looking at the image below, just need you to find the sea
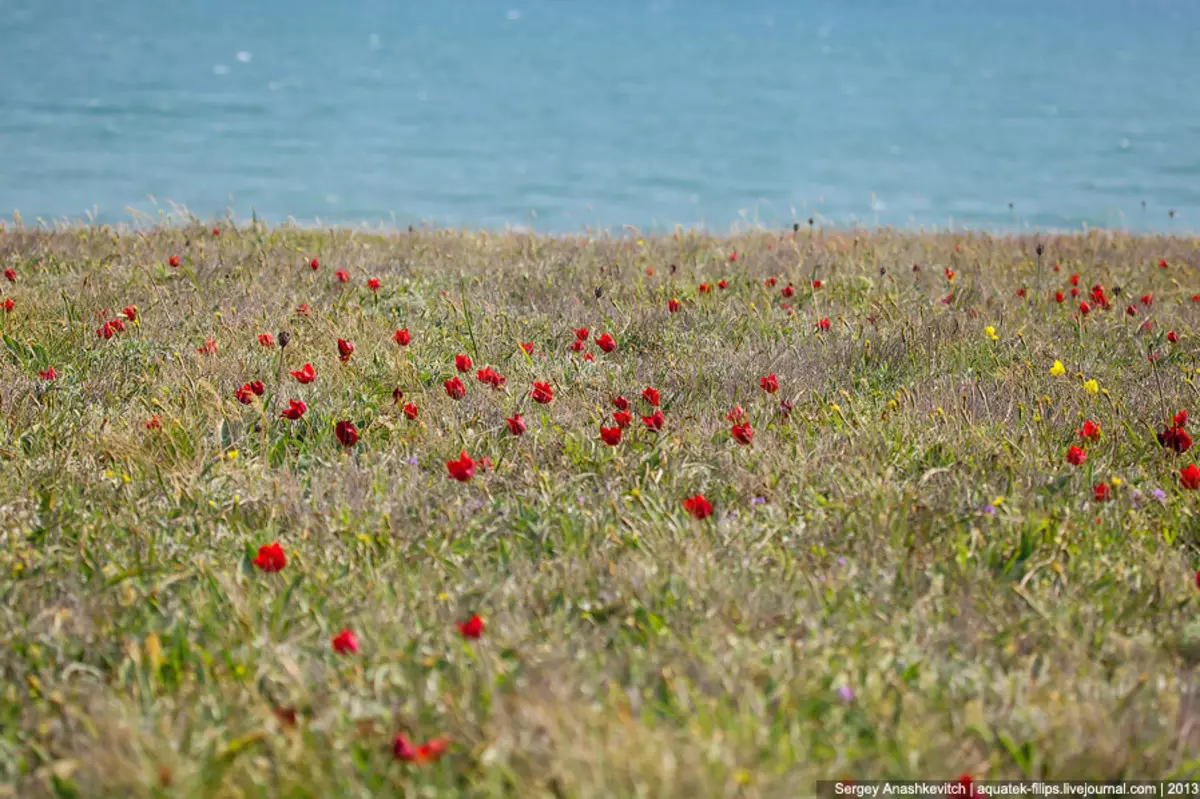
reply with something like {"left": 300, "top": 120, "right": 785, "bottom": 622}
{"left": 1, "top": 0, "right": 1198, "bottom": 233}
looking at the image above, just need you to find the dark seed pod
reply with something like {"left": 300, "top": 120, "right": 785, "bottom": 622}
{"left": 278, "top": 330, "right": 291, "bottom": 349}
{"left": 793, "top": 223, "right": 800, "bottom": 232}
{"left": 594, "top": 286, "right": 603, "bottom": 298}
{"left": 1036, "top": 244, "right": 1044, "bottom": 256}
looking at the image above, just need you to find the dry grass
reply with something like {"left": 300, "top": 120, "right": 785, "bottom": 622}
{"left": 1, "top": 221, "right": 1200, "bottom": 797}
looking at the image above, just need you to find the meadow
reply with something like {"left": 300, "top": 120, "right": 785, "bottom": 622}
{"left": 1, "top": 222, "right": 1199, "bottom": 797}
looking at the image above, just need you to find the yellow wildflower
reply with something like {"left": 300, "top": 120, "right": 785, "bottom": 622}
{"left": 1083, "top": 379, "right": 1099, "bottom": 395}
{"left": 1050, "top": 360, "right": 1065, "bottom": 376}
{"left": 985, "top": 326, "right": 998, "bottom": 341}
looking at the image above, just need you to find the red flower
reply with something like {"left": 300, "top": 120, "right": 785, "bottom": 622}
{"left": 1126, "top": 305, "right": 1137, "bottom": 317}
{"left": 959, "top": 775, "right": 976, "bottom": 799}
{"left": 212, "top": 227, "right": 220, "bottom": 237}
{"left": 641, "top": 386, "right": 660, "bottom": 406}
{"left": 584, "top": 353, "right": 595, "bottom": 362}
{"left": 444, "top": 376, "right": 466, "bottom": 400}
{"left": 258, "top": 333, "right": 275, "bottom": 348}
{"left": 415, "top": 738, "right": 449, "bottom": 764}
{"left": 457, "top": 614, "right": 484, "bottom": 638}
{"left": 310, "top": 257, "right": 320, "bottom": 271}
{"left": 455, "top": 354, "right": 472, "bottom": 373}
{"left": 296, "top": 303, "right": 311, "bottom": 317}
{"left": 331, "top": 629, "right": 359, "bottom": 655}
{"left": 816, "top": 317, "right": 831, "bottom": 332}
{"left": 97, "top": 323, "right": 114, "bottom": 340}
{"left": 531, "top": 381, "right": 554, "bottom": 404}
{"left": 520, "top": 342, "right": 534, "bottom": 355}
{"left": 123, "top": 306, "right": 137, "bottom": 322}
{"left": 446, "top": 451, "right": 475, "bottom": 481}
{"left": 1093, "top": 483, "right": 1111, "bottom": 502}
{"left": 393, "top": 328, "right": 411, "bottom": 346}
{"left": 698, "top": 283, "right": 711, "bottom": 295}
{"left": 812, "top": 280, "right": 823, "bottom": 290}
{"left": 642, "top": 410, "right": 665, "bottom": 431}
{"left": 599, "top": 426, "right": 623, "bottom": 446}
{"left": 108, "top": 318, "right": 125, "bottom": 333}
{"left": 765, "top": 277, "right": 777, "bottom": 288}
{"left": 1066, "top": 446, "right": 1087, "bottom": 466}
{"left": 1159, "top": 259, "right": 1169, "bottom": 269}
{"left": 612, "top": 396, "right": 629, "bottom": 411}
{"left": 1160, "top": 426, "right": 1193, "bottom": 454}
{"left": 782, "top": 285, "right": 795, "bottom": 298}
{"left": 506, "top": 414, "right": 526, "bottom": 436}
{"left": 1054, "top": 291, "right": 1065, "bottom": 303}
{"left": 367, "top": 278, "right": 381, "bottom": 292}
{"left": 1077, "top": 420, "right": 1100, "bottom": 441}
{"left": 1168, "top": 331, "right": 1179, "bottom": 344}
{"left": 335, "top": 270, "right": 349, "bottom": 283}
{"left": 682, "top": 494, "right": 713, "bottom": 520}
{"left": 1141, "top": 320, "right": 1153, "bottom": 333}
{"left": 235, "top": 384, "right": 255, "bottom": 404}
{"left": 1079, "top": 302, "right": 1090, "bottom": 316}
{"left": 337, "top": 338, "right": 354, "bottom": 362}
{"left": 403, "top": 403, "right": 419, "bottom": 420}
{"left": 198, "top": 339, "right": 217, "bottom": 355}
{"left": 281, "top": 399, "right": 307, "bottom": 420}
{"left": 335, "top": 421, "right": 359, "bottom": 448}
{"left": 477, "top": 456, "right": 493, "bottom": 473}
{"left": 731, "top": 422, "right": 754, "bottom": 445}
{"left": 249, "top": 381, "right": 264, "bottom": 395}
{"left": 1141, "top": 294, "right": 1153, "bottom": 306}
{"left": 1182, "top": 464, "right": 1200, "bottom": 490}
{"left": 393, "top": 734, "right": 417, "bottom": 762}
{"left": 717, "top": 280, "right": 728, "bottom": 289}
{"left": 574, "top": 327, "right": 589, "bottom": 341}
{"left": 3, "top": 269, "right": 15, "bottom": 283}
{"left": 612, "top": 410, "right": 632, "bottom": 428}
{"left": 145, "top": 415, "right": 162, "bottom": 430}
{"left": 252, "top": 542, "right": 286, "bottom": 572}
{"left": 2, "top": 298, "right": 12, "bottom": 312}
{"left": 596, "top": 333, "right": 616, "bottom": 353}
{"left": 729, "top": 251, "right": 738, "bottom": 262}
{"left": 727, "top": 405, "right": 746, "bottom": 422}
{"left": 1070, "top": 288, "right": 1079, "bottom": 298}
{"left": 1016, "top": 287, "right": 1026, "bottom": 298}
{"left": 1069, "top": 273, "right": 1080, "bottom": 286}
{"left": 169, "top": 255, "right": 181, "bottom": 268}
{"left": 291, "top": 363, "right": 316, "bottom": 384}
{"left": 668, "top": 299, "right": 681, "bottom": 313}
{"left": 1192, "top": 295, "right": 1200, "bottom": 304}
{"left": 760, "top": 374, "right": 778, "bottom": 394}
{"left": 1177, "top": 411, "right": 1189, "bottom": 428}
{"left": 38, "top": 367, "right": 57, "bottom": 381}
{"left": 568, "top": 339, "right": 585, "bottom": 353}
{"left": 476, "top": 366, "right": 506, "bottom": 391}
{"left": 944, "top": 268, "right": 955, "bottom": 282}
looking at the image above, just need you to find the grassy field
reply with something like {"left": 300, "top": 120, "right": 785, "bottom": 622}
{"left": 2, "top": 222, "right": 1200, "bottom": 797}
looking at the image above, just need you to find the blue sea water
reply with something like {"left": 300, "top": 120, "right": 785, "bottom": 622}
{"left": 1, "top": 0, "right": 1198, "bottom": 233}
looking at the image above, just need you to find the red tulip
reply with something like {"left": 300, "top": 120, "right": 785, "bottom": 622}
{"left": 506, "top": 414, "right": 526, "bottom": 436}
{"left": 445, "top": 376, "right": 466, "bottom": 400}
{"left": 531, "top": 381, "right": 553, "bottom": 404}
{"left": 1175, "top": 411, "right": 1188, "bottom": 428}
{"left": 816, "top": 317, "right": 831, "bottom": 332}
{"left": 1182, "top": 464, "right": 1200, "bottom": 490}
{"left": 1069, "top": 274, "right": 1080, "bottom": 286}
{"left": 335, "top": 270, "right": 349, "bottom": 283}
{"left": 212, "top": 227, "right": 220, "bottom": 237}
{"left": 1168, "top": 331, "right": 1179, "bottom": 344}
{"left": 455, "top": 354, "right": 472, "bottom": 373}
{"left": 729, "top": 251, "right": 738, "bottom": 262}
{"left": 641, "top": 387, "right": 660, "bottom": 406}
{"left": 258, "top": 333, "right": 275, "bottom": 347}
{"left": 1077, "top": 420, "right": 1100, "bottom": 441}
{"left": 97, "top": 323, "right": 114, "bottom": 340}
{"left": 392, "top": 328, "right": 411, "bottom": 346}
{"left": 3, "top": 269, "right": 15, "bottom": 283}
{"left": 2, "top": 298, "right": 12, "bottom": 312}
{"left": 698, "top": 283, "right": 711, "bottom": 295}
{"left": 446, "top": 451, "right": 475, "bottom": 482}
{"left": 1159, "top": 259, "right": 1169, "bottom": 269}
{"left": 198, "top": 339, "right": 217, "bottom": 355}
{"left": 393, "top": 734, "right": 417, "bottom": 762}
{"left": 1079, "top": 302, "right": 1090, "bottom": 316}
{"left": 1141, "top": 294, "right": 1153, "bottom": 307}
{"left": 682, "top": 494, "right": 713, "bottom": 520}
{"left": 612, "top": 410, "right": 632, "bottom": 428}
{"left": 1160, "top": 426, "right": 1193, "bottom": 453}
{"left": 108, "top": 318, "right": 126, "bottom": 333}
{"left": 168, "top": 255, "right": 181, "bottom": 268}
{"left": 403, "top": 403, "right": 419, "bottom": 420}
{"left": 599, "top": 425, "right": 622, "bottom": 446}
{"left": 415, "top": 738, "right": 449, "bottom": 764}
{"left": 812, "top": 280, "right": 823, "bottom": 289}
{"left": 367, "top": 278, "right": 381, "bottom": 292}
{"left": 612, "top": 396, "right": 629, "bottom": 411}
{"left": 782, "top": 285, "right": 795, "bottom": 298}
{"left": 944, "top": 268, "right": 955, "bottom": 282}
{"left": 568, "top": 339, "right": 585, "bottom": 352}
{"left": 642, "top": 410, "right": 665, "bottom": 431}
{"left": 252, "top": 542, "right": 286, "bottom": 572}
{"left": 476, "top": 366, "right": 506, "bottom": 391}
{"left": 1066, "top": 446, "right": 1087, "bottom": 466}
{"left": 296, "top": 303, "right": 311, "bottom": 317}
{"left": 596, "top": 333, "right": 616, "bottom": 353}
{"left": 765, "top": 277, "right": 777, "bottom": 288}
{"left": 760, "top": 374, "right": 778, "bottom": 394}
{"left": 1126, "top": 305, "right": 1137, "bottom": 317}
{"left": 310, "top": 257, "right": 320, "bottom": 271}
{"left": 145, "top": 415, "right": 162, "bottom": 430}
{"left": 1070, "top": 288, "right": 1079, "bottom": 298}
{"left": 1093, "top": 483, "right": 1111, "bottom": 502}
{"left": 717, "top": 280, "right": 728, "bottom": 290}
{"left": 520, "top": 342, "right": 534, "bottom": 355}
{"left": 668, "top": 299, "right": 681, "bottom": 313}
{"left": 235, "top": 384, "right": 255, "bottom": 404}
{"left": 122, "top": 306, "right": 137, "bottom": 322}
{"left": 331, "top": 629, "right": 359, "bottom": 655}
{"left": 1054, "top": 291, "right": 1064, "bottom": 303}
{"left": 731, "top": 422, "right": 753, "bottom": 445}
{"left": 291, "top": 363, "right": 316, "bottom": 384}
{"left": 726, "top": 405, "right": 746, "bottom": 422}
{"left": 337, "top": 339, "right": 354, "bottom": 362}
{"left": 574, "top": 327, "right": 589, "bottom": 341}
{"left": 281, "top": 399, "right": 307, "bottom": 420}
{"left": 335, "top": 421, "right": 359, "bottom": 448}
{"left": 38, "top": 367, "right": 57, "bottom": 381}
{"left": 457, "top": 614, "right": 484, "bottom": 638}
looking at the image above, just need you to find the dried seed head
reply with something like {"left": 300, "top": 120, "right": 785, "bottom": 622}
{"left": 278, "top": 331, "right": 291, "bottom": 349}
{"left": 594, "top": 286, "right": 603, "bottom": 298}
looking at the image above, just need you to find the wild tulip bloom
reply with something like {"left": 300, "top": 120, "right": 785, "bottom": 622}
{"left": 1093, "top": 483, "right": 1112, "bottom": 502}
{"left": 169, "top": 255, "right": 181, "bottom": 268}
{"left": 568, "top": 339, "right": 585, "bottom": 353}
{"left": 1069, "top": 274, "right": 1080, "bottom": 286}
{"left": 252, "top": 542, "right": 286, "bottom": 572}
{"left": 145, "top": 415, "right": 162, "bottom": 430}
{"left": 337, "top": 338, "right": 354, "bottom": 362}
{"left": 816, "top": 318, "right": 831, "bottom": 332}
{"left": 1054, "top": 291, "right": 1065, "bottom": 303}
{"left": 211, "top": 227, "right": 220, "bottom": 237}
{"left": 446, "top": 451, "right": 475, "bottom": 482}
{"left": 457, "top": 614, "right": 484, "bottom": 638}
{"left": 335, "top": 270, "right": 350, "bottom": 283}
{"left": 731, "top": 422, "right": 754, "bottom": 445}
{"left": 1141, "top": 294, "right": 1153, "bottom": 306}
{"left": 393, "top": 328, "right": 411, "bottom": 346}
{"left": 38, "top": 367, "right": 57, "bottom": 381}
{"left": 403, "top": 403, "right": 419, "bottom": 420}
{"left": 415, "top": 739, "right": 450, "bottom": 763}
{"left": 716, "top": 279, "right": 728, "bottom": 289}
{"left": 641, "top": 387, "right": 660, "bottom": 406}
{"left": 310, "top": 257, "right": 320, "bottom": 270}
{"left": 235, "top": 384, "right": 255, "bottom": 404}
{"left": 445, "top": 376, "right": 466, "bottom": 400}
{"left": 296, "top": 304, "right": 311, "bottom": 317}
{"left": 682, "top": 494, "right": 713, "bottom": 520}
{"left": 1126, "top": 305, "right": 1137, "bottom": 317}
{"left": 813, "top": 280, "right": 823, "bottom": 289}
{"left": 335, "top": 421, "right": 359, "bottom": 448}
{"left": 765, "top": 277, "right": 777, "bottom": 288}
{"left": 3, "top": 269, "right": 15, "bottom": 282}
{"left": 599, "top": 425, "right": 622, "bottom": 446}
{"left": 1066, "top": 446, "right": 1087, "bottom": 466}
{"left": 1168, "top": 331, "right": 1179, "bottom": 344}
{"left": 3, "top": 298, "right": 12, "bottom": 312}
{"left": 108, "top": 318, "right": 126, "bottom": 333}
{"left": 258, "top": 333, "right": 275, "bottom": 347}
{"left": 1079, "top": 302, "right": 1090, "bottom": 316}
{"left": 531, "top": 381, "right": 553, "bottom": 404}
{"left": 1077, "top": 420, "right": 1100, "bottom": 441}
{"left": 729, "top": 251, "right": 738, "bottom": 262}
{"left": 727, "top": 405, "right": 746, "bottom": 422}
{"left": 281, "top": 399, "right": 307, "bottom": 420}
{"left": 198, "top": 339, "right": 217, "bottom": 355}
{"left": 1181, "top": 465, "right": 1200, "bottom": 490}
{"left": 331, "top": 629, "right": 359, "bottom": 655}
{"left": 393, "top": 734, "right": 417, "bottom": 762}
{"left": 249, "top": 381, "right": 265, "bottom": 395}
{"left": 612, "top": 396, "right": 629, "bottom": 411}
{"left": 476, "top": 366, "right": 505, "bottom": 391}
{"left": 596, "top": 333, "right": 616, "bottom": 353}
{"left": 368, "top": 278, "right": 381, "bottom": 292}
{"left": 506, "top": 414, "right": 526, "bottom": 436}
{"left": 97, "top": 323, "right": 114, "bottom": 340}
{"left": 642, "top": 410, "right": 665, "bottom": 431}
{"left": 668, "top": 299, "right": 681, "bottom": 313}
{"left": 698, "top": 282, "right": 711, "bottom": 295}
{"left": 612, "top": 410, "right": 632, "bottom": 428}
{"left": 574, "top": 327, "right": 589, "bottom": 341}
{"left": 782, "top": 285, "right": 795, "bottom": 298}
{"left": 1160, "top": 259, "right": 1169, "bottom": 268}
{"left": 122, "top": 306, "right": 137, "bottom": 321}
{"left": 291, "top": 363, "right": 316, "bottom": 384}
{"left": 760, "top": 374, "right": 779, "bottom": 394}
{"left": 520, "top": 342, "right": 534, "bottom": 355}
